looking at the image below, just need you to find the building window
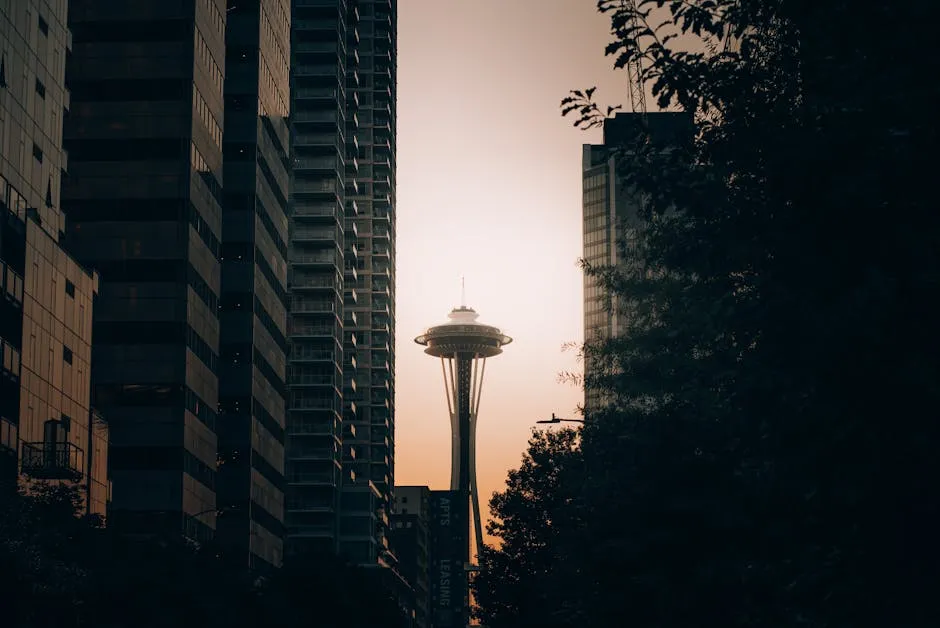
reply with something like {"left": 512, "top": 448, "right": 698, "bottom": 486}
{"left": 35, "top": 79, "right": 45, "bottom": 99}
{"left": 63, "top": 346, "right": 73, "bottom": 364}
{"left": 33, "top": 143, "right": 43, "bottom": 163}
{"left": 65, "top": 279, "right": 75, "bottom": 297}
{"left": 38, "top": 15, "right": 49, "bottom": 35}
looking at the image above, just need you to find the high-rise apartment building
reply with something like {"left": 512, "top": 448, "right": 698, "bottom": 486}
{"left": 287, "top": 0, "right": 397, "bottom": 565}
{"left": 286, "top": 0, "right": 352, "bottom": 557}
{"left": 340, "top": 0, "right": 397, "bottom": 567}
{"left": 581, "top": 112, "right": 692, "bottom": 411}
{"left": 1, "top": 0, "right": 107, "bottom": 513}
{"left": 63, "top": 0, "right": 226, "bottom": 542}
{"left": 217, "top": 0, "right": 291, "bottom": 570}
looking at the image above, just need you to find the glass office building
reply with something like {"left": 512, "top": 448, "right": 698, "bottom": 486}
{"left": 63, "top": 0, "right": 226, "bottom": 542}
{"left": 581, "top": 112, "right": 692, "bottom": 412}
{"left": 217, "top": 0, "right": 291, "bottom": 570}
{"left": 1, "top": 0, "right": 107, "bottom": 513}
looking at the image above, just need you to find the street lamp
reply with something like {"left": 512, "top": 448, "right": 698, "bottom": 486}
{"left": 536, "top": 413, "right": 585, "bottom": 425}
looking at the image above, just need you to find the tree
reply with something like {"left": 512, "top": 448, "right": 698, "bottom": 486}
{"left": 472, "top": 428, "right": 585, "bottom": 628}
{"left": 482, "top": 0, "right": 938, "bottom": 626}
{"left": 0, "top": 482, "right": 103, "bottom": 627}
{"left": 560, "top": 0, "right": 939, "bottom": 626}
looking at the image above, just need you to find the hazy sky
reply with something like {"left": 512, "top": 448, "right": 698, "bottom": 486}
{"left": 394, "top": 1, "right": 625, "bottom": 522}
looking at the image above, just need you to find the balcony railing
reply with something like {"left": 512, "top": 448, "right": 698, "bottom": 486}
{"left": 20, "top": 441, "right": 83, "bottom": 481}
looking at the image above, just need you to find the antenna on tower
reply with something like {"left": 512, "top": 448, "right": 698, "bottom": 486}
{"left": 460, "top": 276, "right": 466, "bottom": 308}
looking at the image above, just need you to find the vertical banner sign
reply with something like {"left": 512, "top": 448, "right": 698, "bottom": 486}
{"left": 430, "top": 490, "right": 468, "bottom": 627}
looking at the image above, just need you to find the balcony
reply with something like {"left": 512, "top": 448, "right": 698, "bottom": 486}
{"left": 292, "top": 203, "right": 339, "bottom": 220}
{"left": 288, "top": 470, "right": 338, "bottom": 486}
{"left": 293, "top": 42, "right": 339, "bottom": 54}
{"left": 371, "top": 245, "right": 389, "bottom": 258}
{"left": 290, "top": 252, "right": 337, "bottom": 267}
{"left": 20, "top": 442, "right": 83, "bottom": 481}
{"left": 293, "top": 227, "right": 339, "bottom": 243}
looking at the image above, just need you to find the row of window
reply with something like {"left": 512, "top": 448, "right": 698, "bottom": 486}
{"left": 190, "top": 142, "right": 224, "bottom": 208}
{"left": 584, "top": 228, "right": 610, "bottom": 247}
{"left": 108, "top": 446, "right": 216, "bottom": 490}
{"left": 254, "top": 295, "right": 288, "bottom": 352}
{"left": 584, "top": 243, "right": 611, "bottom": 262}
{"left": 201, "top": 0, "right": 225, "bottom": 39}
{"left": 254, "top": 347, "right": 288, "bottom": 400}
{"left": 584, "top": 214, "right": 610, "bottom": 232}
{"left": 194, "top": 28, "right": 223, "bottom": 95}
{"left": 93, "top": 383, "right": 216, "bottom": 432}
{"left": 583, "top": 188, "right": 607, "bottom": 204}
{"left": 585, "top": 174, "right": 607, "bottom": 190}
{"left": 290, "top": 296, "right": 336, "bottom": 313}
{"left": 291, "top": 345, "right": 336, "bottom": 362}
{"left": 2, "top": 263, "right": 25, "bottom": 304}
{"left": 1, "top": 339, "right": 21, "bottom": 377}
{"left": 260, "top": 6, "right": 289, "bottom": 87}
{"left": 193, "top": 87, "right": 222, "bottom": 150}
{"left": 1, "top": 174, "right": 29, "bottom": 222}
{"left": 253, "top": 186, "right": 290, "bottom": 258}
{"left": 188, "top": 202, "right": 220, "bottom": 258}
{"left": 259, "top": 55, "right": 288, "bottom": 118}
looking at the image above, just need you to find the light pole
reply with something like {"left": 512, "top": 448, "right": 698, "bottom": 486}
{"left": 536, "top": 412, "right": 585, "bottom": 425}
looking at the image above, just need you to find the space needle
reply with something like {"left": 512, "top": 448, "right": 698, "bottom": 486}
{"left": 415, "top": 284, "right": 512, "bottom": 569}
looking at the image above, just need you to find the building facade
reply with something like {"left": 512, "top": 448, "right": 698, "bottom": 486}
{"left": 63, "top": 0, "right": 226, "bottom": 542}
{"left": 581, "top": 112, "right": 692, "bottom": 412}
{"left": 1, "top": 0, "right": 107, "bottom": 514}
{"left": 287, "top": 0, "right": 352, "bottom": 557}
{"left": 287, "top": 0, "right": 397, "bottom": 565}
{"left": 339, "top": 0, "right": 398, "bottom": 567}
{"left": 391, "top": 486, "right": 431, "bottom": 628}
{"left": 217, "top": 0, "right": 291, "bottom": 570}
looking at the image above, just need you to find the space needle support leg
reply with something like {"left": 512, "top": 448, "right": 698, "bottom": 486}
{"left": 468, "top": 356, "right": 486, "bottom": 559}
{"left": 446, "top": 356, "right": 461, "bottom": 492}
{"left": 440, "top": 357, "right": 454, "bottom": 417}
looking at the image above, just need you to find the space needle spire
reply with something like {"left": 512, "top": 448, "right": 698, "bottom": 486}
{"left": 415, "top": 301, "right": 512, "bottom": 572}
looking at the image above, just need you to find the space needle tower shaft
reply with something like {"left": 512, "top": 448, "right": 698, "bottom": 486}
{"left": 416, "top": 299, "right": 511, "bottom": 567}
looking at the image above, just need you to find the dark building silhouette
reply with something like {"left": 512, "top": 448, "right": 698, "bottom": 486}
{"left": 287, "top": 0, "right": 398, "bottom": 566}
{"left": 1, "top": 0, "right": 108, "bottom": 512}
{"left": 429, "top": 489, "right": 467, "bottom": 628}
{"left": 63, "top": 0, "right": 227, "bottom": 543}
{"left": 217, "top": 0, "right": 291, "bottom": 570}
{"left": 391, "top": 486, "right": 431, "bottom": 628}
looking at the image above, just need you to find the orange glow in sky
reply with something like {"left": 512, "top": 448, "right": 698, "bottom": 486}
{"left": 394, "top": 1, "right": 625, "bottom": 526}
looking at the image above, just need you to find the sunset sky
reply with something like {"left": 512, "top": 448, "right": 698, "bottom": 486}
{"left": 394, "top": 0, "right": 626, "bottom": 523}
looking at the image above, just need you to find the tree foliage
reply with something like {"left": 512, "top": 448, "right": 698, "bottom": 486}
{"left": 478, "top": 0, "right": 938, "bottom": 626}
{"left": 473, "top": 429, "right": 585, "bottom": 628}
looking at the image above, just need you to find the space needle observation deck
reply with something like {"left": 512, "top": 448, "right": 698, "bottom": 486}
{"left": 415, "top": 301, "right": 512, "bottom": 567}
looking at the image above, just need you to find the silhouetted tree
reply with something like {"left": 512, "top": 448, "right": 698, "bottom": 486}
{"left": 479, "top": 0, "right": 938, "bottom": 626}
{"left": 472, "top": 428, "right": 585, "bottom": 628}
